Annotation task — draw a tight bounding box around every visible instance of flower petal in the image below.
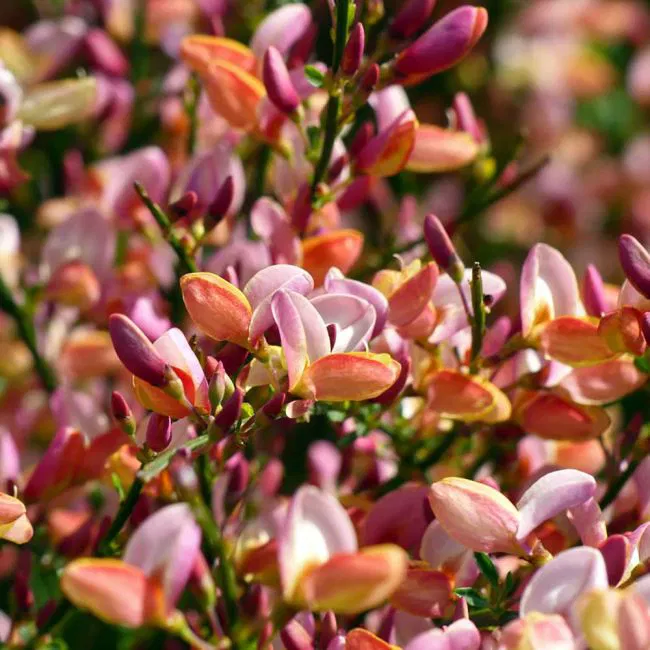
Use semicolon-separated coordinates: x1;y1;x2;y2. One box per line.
406;125;479;173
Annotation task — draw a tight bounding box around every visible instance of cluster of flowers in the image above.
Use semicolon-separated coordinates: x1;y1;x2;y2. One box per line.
0;0;649;648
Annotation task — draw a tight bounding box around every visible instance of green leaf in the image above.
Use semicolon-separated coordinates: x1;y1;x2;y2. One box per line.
474;552;500;587
304;65;325;88
138;433;210;482
111;473;125;502
635;355;650;373
454;587;489;609
347;3;357;30
504;571;518;598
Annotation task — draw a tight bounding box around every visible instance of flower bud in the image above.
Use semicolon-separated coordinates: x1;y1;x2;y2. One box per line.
360;63;380;92
263;46;301;115
341;23;365;76
108;314;169;387
209;360;234;410
110;391;136;438
320;611;338;649
288;23;318;68
281;618;314;650
423;214;464;283
205;176;234;231
260;391;286;422
145;413;172;452
226;452;249;497
394;6;488;86
452;92;483;143
213;388;243;434
169;191;198;222
583;264;608;317
619;234;650;299
349;122;375;158
84;29;129;77
389;0;437;39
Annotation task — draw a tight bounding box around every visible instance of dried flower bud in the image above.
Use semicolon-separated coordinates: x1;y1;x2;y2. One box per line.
341;23;365;77
108;314;169;387
389;0;437;39
583;264;608;318
110;391;136;437
263;46;301;114
423;214;464;282
146;413;172;452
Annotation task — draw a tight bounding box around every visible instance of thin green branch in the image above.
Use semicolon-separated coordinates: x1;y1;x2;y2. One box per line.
470;262;486;372
599;458;641;510
97;476;144;556
134;182;198;273
0;274;57;393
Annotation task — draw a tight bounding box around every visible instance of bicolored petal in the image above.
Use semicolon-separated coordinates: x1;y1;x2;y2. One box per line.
61;559;166;628
500;613;577;650
419;520;474;578
406;125;479;173
250;3;313;60
387;262;438;327
296;544;408;614
301;230;364;286
0;493;32;544
539;317;617;367
296;352;401;402
598;307;646;356
516;469;597;543
200;59;266;131
355;110;418;178
390;566;452;617
427;370;511;423
346;629;399;650
279;486;357;603
429;477;522;555
181;272;252;346
515;391;611;441
619;234;650;299
520;244;583;338
180;35;256;74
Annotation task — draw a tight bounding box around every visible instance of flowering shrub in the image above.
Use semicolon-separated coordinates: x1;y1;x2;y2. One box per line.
1;0;650;648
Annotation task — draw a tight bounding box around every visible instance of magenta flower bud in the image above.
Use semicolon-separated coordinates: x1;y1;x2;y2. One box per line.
583;264;608;317
349;122;375;158
290;182;312;234
389;0;437;39
84;28;129;77
15;552;33;613
206;176;235;230
452;91;482;143
241;584;270;619
288;23;318;68
58;516;94;557
214;388;244;434
328;154;348;183
308;441;341;491
108;314;169;387
146;413;172;452
261;392;286;421
204;355;220;381
619;234;650;299
394;6;489;85
259;458;284;497
263;46;301;115
360;63;380;92
281;618;313;650
110;391;136;438
169;191;198;222
341;23;365;76
423;213;464;282
226;452;249;497
320;611;338;649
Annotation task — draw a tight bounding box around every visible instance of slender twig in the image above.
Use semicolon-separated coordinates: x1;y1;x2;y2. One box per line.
185;73;201;156
0;275;57;393
470;262;486;372
98;476;144;556
310;0;350;203
599;458;641;510
134;182;198;273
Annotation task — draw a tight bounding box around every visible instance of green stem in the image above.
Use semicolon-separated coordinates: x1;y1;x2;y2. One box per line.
134;182;198;273
0;275;57;394
599;458;640;510
310;0;349;203
98;477;144;556
470;262;486;372
185;74;201;156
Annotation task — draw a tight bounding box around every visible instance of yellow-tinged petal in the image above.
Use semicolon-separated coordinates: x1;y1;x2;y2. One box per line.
296;352;401;402
180;272;252;346
200;59;266;131
296;544;408;615
539;317;618;367
577;589;622;650
61;559;166;628
301;229;364;286
406;125;479;173
346;629;400;650
429;477;522;554
427;370;511;423
17;77;97;131
180;35;256;74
